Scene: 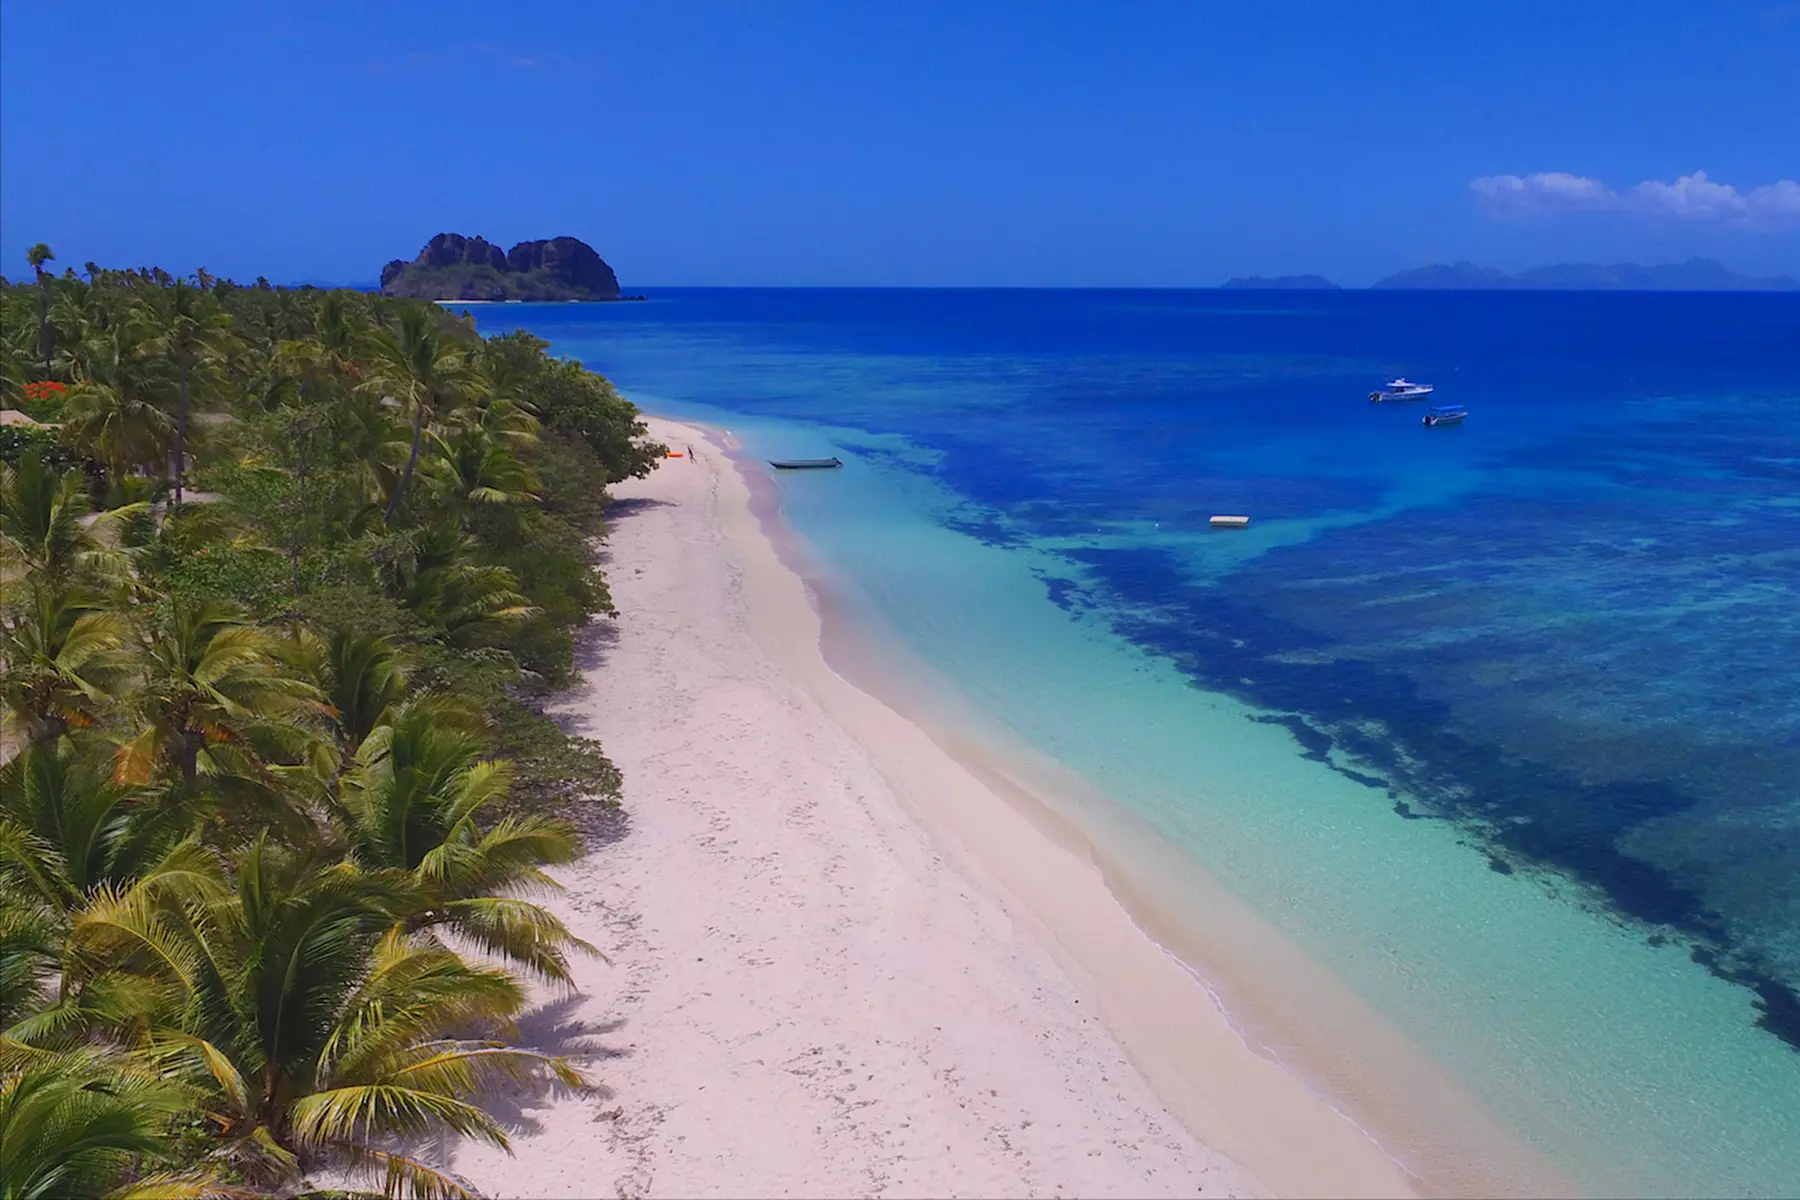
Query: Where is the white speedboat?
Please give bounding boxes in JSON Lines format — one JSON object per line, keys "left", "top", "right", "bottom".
{"left": 1369, "top": 377, "right": 1435, "bottom": 403}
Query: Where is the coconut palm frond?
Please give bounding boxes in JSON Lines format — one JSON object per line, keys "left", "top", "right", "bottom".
{"left": 331, "top": 1144, "right": 481, "bottom": 1200}
{"left": 433, "top": 896, "right": 599, "bottom": 983}
{"left": 321, "top": 937, "right": 526, "bottom": 1082}
{"left": 288, "top": 1084, "right": 510, "bottom": 1153}
{"left": 0, "top": 1049, "right": 211, "bottom": 1200}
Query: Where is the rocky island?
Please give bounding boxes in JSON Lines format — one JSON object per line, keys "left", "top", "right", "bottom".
{"left": 380, "top": 233, "right": 631, "bottom": 301}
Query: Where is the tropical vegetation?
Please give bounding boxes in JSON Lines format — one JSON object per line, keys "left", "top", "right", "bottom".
{"left": 0, "top": 249, "right": 664, "bottom": 1197}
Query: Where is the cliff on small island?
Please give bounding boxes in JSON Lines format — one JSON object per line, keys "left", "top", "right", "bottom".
{"left": 1220, "top": 274, "right": 1340, "bottom": 290}
{"left": 380, "top": 233, "right": 624, "bottom": 301}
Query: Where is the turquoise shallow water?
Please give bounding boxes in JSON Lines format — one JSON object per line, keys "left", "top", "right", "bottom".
{"left": 469, "top": 290, "right": 1800, "bottom": 1196}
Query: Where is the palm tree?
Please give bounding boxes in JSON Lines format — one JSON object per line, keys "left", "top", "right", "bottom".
{"left": 426, "top": 426, "right": 540, "bottom": 529}
{"left": 339, "top": 701, "right": 591, "bottom": 983}
{"left": 46, "top": 276, "right": 110, "bottom": 366}
{"left": 320, "top": 631, "right": 410, "bottom": 752}
{"left": 0, "top": 326, "right": 27, "bottom": 410}
{"left": 115, "top": 598, "right": 323, "bottom": 786}
{"left": 263, "top": 293, "right": 386, "bottom": 579}
{"left": 59, "top": 323, "right": 178, "bottom": 480}
{"left": 278, "top": 627, "right": 414, "bottom": 774}
{"left": 473, "top": 330, "right": 550, "bottom": 411}
{"left": 0, "top": 893, "right": 60, "bottom": 1032}
{"left": 381, "top": 529, "right": 539, "bottom": 649}
{"left": 231, "top": 327, "right": 291, "bottom": 417}
{"left": 45, "top": 280, "right": 87, "bottom": 377}
{"left": 67, "top": 837, "right": 582, "bottom": 1197}
{"left": 0, "top": 739, "right": 193, "bottom": 923}
{"left": 312, "top": 291, "right": 365, "bottom": 382}
{"left": 0, "top": 1048, "right": 222, "bottom": 1199}
{"left": 328, "top": 388, "right": 408, "bottom": 514}
{"left": 0, "top": 453, "right": 141, "bottom": 587}
{"left": 26, "top": 242, "right": 54, "bottom": 374}
{"left": 363, "top": 305, "right": 470, "bottom": 525}
{"left": 279, "top": 288, "right": 311, "bottom": 342}
{"left": 0, "top": 453, "right": 101, "bottom": 584}
{"left": 456, "top": 353, "right": 541, "bottom": 445}
{"left": 273, "top": 293, "right": 365, "bottom": 411}
{"left": 0, "top": 740, "right": 218, "bottom": 1059}
{"left": 143, "top": 280, "right": 233, "bottom": 506}
{"left": 0, "top": 586, "right": 138, "bottom": 746}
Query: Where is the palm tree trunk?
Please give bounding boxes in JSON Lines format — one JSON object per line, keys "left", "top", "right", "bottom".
{"left": 174, "top": 357, "right": 190, "bottom": 506}
{"left": 293, "top": 457, "right": 309, "bottom": 594}
{"left": 36, "top": 276, "right": 50, "bottom": 374}
{"left": 292, "top": 388, "right": 308, "bottom": 594}
{"left": 178, "top": 733, "right": 201, "bottom": 781}
{"left": 386, "top": 404, "right": 426, "bottom": 525}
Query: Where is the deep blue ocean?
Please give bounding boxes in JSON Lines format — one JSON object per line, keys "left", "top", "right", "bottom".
{"left": 470, "top": 289, "right": 1800, "bottom": 1195}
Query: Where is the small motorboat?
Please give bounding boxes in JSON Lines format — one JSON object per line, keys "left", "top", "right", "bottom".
{"left": 1422, "top": 405, "right": 1467, "bottom": 427}
{"left": 769, "top": 457, "right": 844, "bottom": 470}
{"left": 1369, "top": 377, "right": 1435, "bottom": 403}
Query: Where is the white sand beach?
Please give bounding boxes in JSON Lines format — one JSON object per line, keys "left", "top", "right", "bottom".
{"left": 446, "top": 418, "right": 1427, "bottom": 1199}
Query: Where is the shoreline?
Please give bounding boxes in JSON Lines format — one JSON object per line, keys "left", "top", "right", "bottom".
{"left": 447, "top": 418, "right": 1258, "bottom": 1197}
{"left": 703, "top": 418, "right": 1580, "bottom": 1197}
{"left": 677, "top": 418, "right": 1453, "bottom": 1196}
{"left": 445, "top": 414, "right": 1560, "bottom": 1197}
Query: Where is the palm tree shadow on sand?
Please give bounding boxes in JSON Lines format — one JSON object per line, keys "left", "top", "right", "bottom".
{"left": 360, "top": 994, "right": 634, "bottom": 1191}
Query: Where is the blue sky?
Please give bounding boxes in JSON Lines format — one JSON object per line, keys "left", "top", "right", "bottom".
{"left": 2, "top": 1, "right": 1796, "bottom": 286}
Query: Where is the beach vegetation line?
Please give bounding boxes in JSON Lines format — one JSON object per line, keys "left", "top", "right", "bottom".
{"left": 0, "top": 250, "right": 665, "bottom": 1198}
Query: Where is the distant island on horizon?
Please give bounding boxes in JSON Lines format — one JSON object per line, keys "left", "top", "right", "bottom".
{"left": 380, "top": 233, "right": 633, "bottom": 301}
{"left": 1222, "top": 258, "right": 1798, "bottom": 292}
{"left": 1373, "top": 258, "right": 1799, "bottom": 291}
{"left": 1221, "top": 274, "right": 1341, "bottom": 291}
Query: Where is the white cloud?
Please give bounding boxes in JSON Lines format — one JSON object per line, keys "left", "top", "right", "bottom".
{"left": 1470, "top": 171, "right": 1614, "bottom": 215}
{"left": 1746, "top": 179, "right": 1800, "bottom": 226}
{"left": 1627, "top": 171, "right": 1750, "bottom": 221}
{"left": 1470, "top": 170, "right": 1800, "bottom": 230}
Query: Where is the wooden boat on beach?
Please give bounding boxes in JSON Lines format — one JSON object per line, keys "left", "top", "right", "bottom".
{"left": 769, "top": 457, "right": 844, "bottom": 469}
